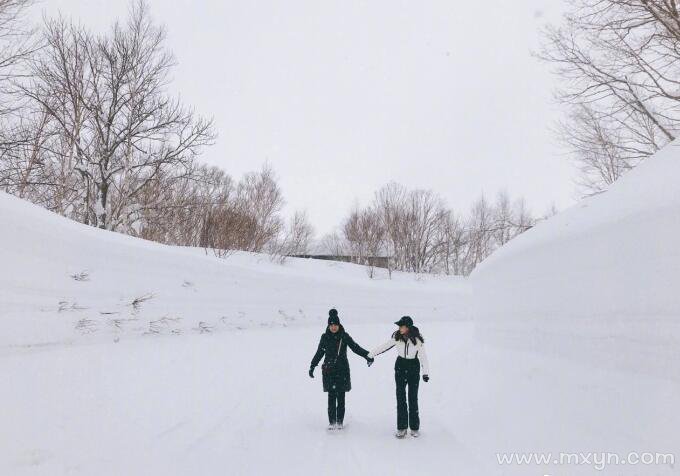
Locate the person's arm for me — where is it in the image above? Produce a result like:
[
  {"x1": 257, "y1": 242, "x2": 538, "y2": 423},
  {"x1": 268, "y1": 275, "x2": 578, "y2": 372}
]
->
[
  {"x1": 418, "y1": 341, "x2": 430, "y2": 378},
  {"x1": 368, "y1": 338, "x2": 396, "y2": 359},
  {"x1": 310, "y1": 335, "x2": 326, "y2": 371},
  {"x1": 344, "y1": 334, "x2": 369, "y2": 358}
]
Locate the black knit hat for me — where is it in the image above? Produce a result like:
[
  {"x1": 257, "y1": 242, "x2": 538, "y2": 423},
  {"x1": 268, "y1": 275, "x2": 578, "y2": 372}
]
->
[
  {"x1": 328, "y1": 308, "x2": 340, "y2": 326},
  {"x1": 394, "y1": 316, "x2": 413, "y2": 327}
]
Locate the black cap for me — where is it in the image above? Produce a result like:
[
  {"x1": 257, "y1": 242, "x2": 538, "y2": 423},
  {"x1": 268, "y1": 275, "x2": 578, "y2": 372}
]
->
[
  {"x1": 394, "y1": 316, "x2": 413, "y2": 327},
  {"x1": 328, "y1": 308, "x2": 340, "y2": 326}
]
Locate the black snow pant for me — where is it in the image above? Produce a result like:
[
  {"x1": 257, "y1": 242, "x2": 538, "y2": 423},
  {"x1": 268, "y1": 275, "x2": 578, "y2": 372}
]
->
[
  {"x1": 328, "y1": 391, "x2": 346, "y2": 424},
  {"x1": 395, "y1": 356, "x2": 420, "y2": 430}
]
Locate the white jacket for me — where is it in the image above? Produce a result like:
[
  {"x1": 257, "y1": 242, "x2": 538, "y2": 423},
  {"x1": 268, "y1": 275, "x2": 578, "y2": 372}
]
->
[{"x1": 369, "y1": 336, "x2": 429, "y2": 375}]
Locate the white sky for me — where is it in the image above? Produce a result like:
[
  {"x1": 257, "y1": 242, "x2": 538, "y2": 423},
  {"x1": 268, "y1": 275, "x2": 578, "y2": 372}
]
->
[{"x1": 31, "y1": 0, "x2": 575, "y2": 236}]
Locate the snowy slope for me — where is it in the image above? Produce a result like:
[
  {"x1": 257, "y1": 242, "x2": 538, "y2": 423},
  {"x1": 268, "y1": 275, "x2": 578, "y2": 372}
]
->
[
  {"x1": 472, "y1": 140, "x2": 680, "y2": 380},
  {"x1": 0, "y1": 190, "x2": 468, "y2": 349}
]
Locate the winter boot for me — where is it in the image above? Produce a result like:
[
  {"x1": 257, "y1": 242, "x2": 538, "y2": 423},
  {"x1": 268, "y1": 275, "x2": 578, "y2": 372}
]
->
[
  {"x1": 410, "y1": 430, "x2": 420, "y2": 437},
  {"x1": 395, "y1": 429, "x2": 407, "y2": 438},
  {"x1": 327, "y1": 422, "x2": 337, "y2": 431},
  {"x1": 336, "y1": 422, "x2": 344, "y2": 430}
]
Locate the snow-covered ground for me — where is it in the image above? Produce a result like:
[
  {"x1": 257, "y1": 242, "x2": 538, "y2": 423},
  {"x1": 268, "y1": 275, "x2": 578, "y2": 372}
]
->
[
  {"x1": 4, "y1": 320, "x2": 678, "y2": 476},
  {"x1": 2, "y1": 141, "x2": 680, "y2": 475}
]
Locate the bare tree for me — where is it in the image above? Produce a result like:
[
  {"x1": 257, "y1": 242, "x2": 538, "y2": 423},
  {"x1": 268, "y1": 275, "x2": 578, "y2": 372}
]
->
[
  {"x1": 268, "y1": 210, "x2": 315, "y2": 263},
  {"x1": 464, "y1": 195, "x2": 492, "y2": 272},
  {"x1": 318, "y1": 231, "x2": 347, "y2": 256},
  {"x1": 235, "y1": 165, "x2": 284, "y2": 252},
  {"x1": 137, "y1": 164, "x2": 236, "y2": 248},
  {"x1": 492, "y1": 190, "x2": 514, "y2": 247},
  {"x1": 0, "y1": 0, "x2": 35, "y2": 114},
  {"x1": 286, "y1": 210, "x2": 314, "y2": 255},
  {"x1": 436, "y1": 210, "x2": 469, "y2": 276},
  {"x1": 343, "y1": 205, "x2": 385, "y2": 276},
  {"x1": 15, "y1": 1, "x2": 215, "y2": 230},
  {"x1": 360, "y1": 207, "x2": 386, "y2": 278},
  {"x1": 373, "y1": 182, "x2": 408, "y2": 277},
  {"x1": 397, "y1": 189, "x2": 447, "y2": 273},
  {"x1": 558, "y1": 104, "x2": 643, "y2": 194},
  {"x1": 539, "y1": 0, "x2": 680, "y2": 195},
  {"x1": 513, "y1": 196, "x2": 535, "y2": 233},
  {"x1": 0, "y1": 0, "x2": 38, "y2": 181},
  {"x1": 370, "y1": 183, "x2": 450, "y2": 274}
]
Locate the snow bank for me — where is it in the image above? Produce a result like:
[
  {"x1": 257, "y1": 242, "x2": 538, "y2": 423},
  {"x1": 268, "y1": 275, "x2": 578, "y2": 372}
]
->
[
  {"x1": 0, "y1": 191, "x2": 469, "y2": 349},
  {"x1": 472, "y1": 140, "x2": 680, "y2": 380}
]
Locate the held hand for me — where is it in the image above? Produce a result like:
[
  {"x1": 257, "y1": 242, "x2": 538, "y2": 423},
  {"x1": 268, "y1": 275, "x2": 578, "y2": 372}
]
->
[
  {"x1": 422, "y1": 374, "x2": 429, "y2": 383},
  {"x1": 309, "y1": 368, "x2": 315, "y2": 378},
  {"x1": 366, "y1": 357, "x2": 375, "y2": 367}
]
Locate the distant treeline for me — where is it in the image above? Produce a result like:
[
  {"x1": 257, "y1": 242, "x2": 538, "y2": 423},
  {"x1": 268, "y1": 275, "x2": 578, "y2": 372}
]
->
[{"x1": 323, "y1": 183, "x2": 548, "y2": 277}]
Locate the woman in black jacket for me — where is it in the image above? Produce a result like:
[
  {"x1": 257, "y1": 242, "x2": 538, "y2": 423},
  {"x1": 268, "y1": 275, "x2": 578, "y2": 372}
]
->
[{"x1": 309, "y1": 309, "x2": 373, "y2": 430}]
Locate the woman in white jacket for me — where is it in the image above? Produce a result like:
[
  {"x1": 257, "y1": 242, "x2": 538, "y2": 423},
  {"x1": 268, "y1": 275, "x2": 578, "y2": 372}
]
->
[{"x1": 368, "y1": 316, "x2": 429, "y2": 438}]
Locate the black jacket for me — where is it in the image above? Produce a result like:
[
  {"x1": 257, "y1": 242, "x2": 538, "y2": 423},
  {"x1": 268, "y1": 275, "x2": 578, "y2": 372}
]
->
[{"x1": 310, "y1": 326, "x2": 369, "y2": 392}]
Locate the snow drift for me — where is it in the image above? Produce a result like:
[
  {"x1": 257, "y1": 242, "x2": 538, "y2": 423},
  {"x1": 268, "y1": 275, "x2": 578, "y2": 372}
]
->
[
  {"x1": 473, "y1": 140, "x2": 680, "y2": 380},
  {"x1": 0, "y1": 190, "x2": 468, "y2": 349}
]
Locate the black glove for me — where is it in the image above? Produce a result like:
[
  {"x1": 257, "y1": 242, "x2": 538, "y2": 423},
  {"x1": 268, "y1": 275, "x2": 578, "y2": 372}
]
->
[
  {"x1": 309, "y1": 367, "x2": 315, "y2": 378},
  {"x1": 366, "y1": 357, "x2": 375, "y2": 367},
  {"x1": 422, "y1": 374, "x2": 429, "y2": 382}
]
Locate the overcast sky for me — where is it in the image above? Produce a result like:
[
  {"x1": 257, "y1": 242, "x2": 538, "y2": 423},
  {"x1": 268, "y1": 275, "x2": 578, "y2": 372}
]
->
[{"x1": 30, "y1": 0, "x2": 575, "y2": 236}]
